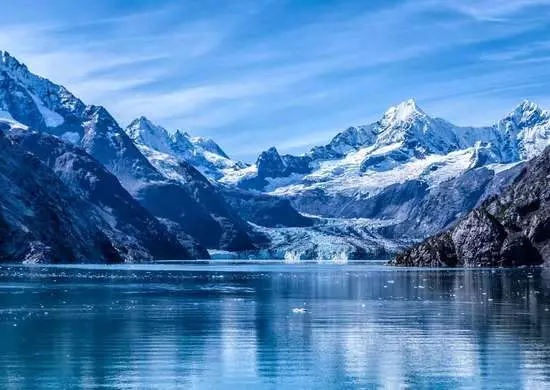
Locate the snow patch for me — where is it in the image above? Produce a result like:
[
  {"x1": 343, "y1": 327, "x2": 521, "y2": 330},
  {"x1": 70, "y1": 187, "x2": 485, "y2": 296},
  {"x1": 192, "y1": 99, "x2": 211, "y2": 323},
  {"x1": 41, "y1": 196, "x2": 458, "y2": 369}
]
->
[
  {"x1": 29, "y1": 93, "x2": 65, "y2": 127},
  {"x1": 60, "y1": 132, "x2": 80, "y2": 144}
]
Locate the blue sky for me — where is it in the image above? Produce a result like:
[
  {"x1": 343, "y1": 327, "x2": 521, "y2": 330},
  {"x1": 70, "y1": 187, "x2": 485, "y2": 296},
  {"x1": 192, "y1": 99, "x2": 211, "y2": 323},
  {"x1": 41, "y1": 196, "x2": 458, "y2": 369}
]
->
[{"x1": 2, "y1": 0, "x2": 550, "y2": 161}]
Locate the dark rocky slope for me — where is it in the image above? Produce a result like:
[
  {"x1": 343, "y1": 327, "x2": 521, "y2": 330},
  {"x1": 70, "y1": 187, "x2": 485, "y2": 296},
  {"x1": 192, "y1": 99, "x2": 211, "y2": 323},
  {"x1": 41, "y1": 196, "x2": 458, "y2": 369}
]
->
[
  {"x1": 222, "y1": 187, "x2": 313, "y2": 228},
  {"x1": 0, "y1": 128, "x2": 122, "y2": 263},
  {"x1": 7, "y1": 127, "x2": 207, "y2": 260},
  {"x1": 391, "y1": 147, "x2": 550, "y2": 267}
]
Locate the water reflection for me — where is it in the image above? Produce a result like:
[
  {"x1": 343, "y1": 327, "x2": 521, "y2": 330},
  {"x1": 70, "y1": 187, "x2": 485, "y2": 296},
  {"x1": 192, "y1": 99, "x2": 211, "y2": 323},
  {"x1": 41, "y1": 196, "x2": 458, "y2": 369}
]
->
[{"x1": 0, "y1": 265, "x2": 549, "y2": 389}]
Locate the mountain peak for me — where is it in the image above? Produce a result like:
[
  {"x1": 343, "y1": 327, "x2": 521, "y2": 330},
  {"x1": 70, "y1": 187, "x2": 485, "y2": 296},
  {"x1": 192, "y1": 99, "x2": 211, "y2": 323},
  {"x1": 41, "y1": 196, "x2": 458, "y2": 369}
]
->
[
  {"x1": 136, "y1": 115, "x2": 153, "y2": 124},
  {"x1": 85, "y1": 105, "x2": 115, "y2": 122},
  {"x1": 266, "y1": 146, "x2": 279, "y2": 154},
  {"x1": 257, "y1": 146, "x2": 282, "y2": 162},
  {"x1": 382, "y1": 99, "x2": 426, "y2": 123},
  {"x1": 126, "y1": 116, "x2": 172, "y2": 153},
  {"x1": 0, "y1": 51, "x2": 25, "y2": 71},
  {"x1": 507, "y1": 100, "x2": 546, "y2": 126},
  {"x1": 256, "y1": 147, "x2": 286, "y2": 178},
  {"x1": 514, "y1": 99, "x2": 541, "y2": 114}
]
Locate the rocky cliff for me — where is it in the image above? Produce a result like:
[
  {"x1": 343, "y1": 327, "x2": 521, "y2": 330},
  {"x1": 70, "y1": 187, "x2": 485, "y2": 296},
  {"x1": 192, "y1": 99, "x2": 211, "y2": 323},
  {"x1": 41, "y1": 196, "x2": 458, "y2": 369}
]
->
[{"x1": 391, "y1": 147, "x2": 550, "y2": 267}]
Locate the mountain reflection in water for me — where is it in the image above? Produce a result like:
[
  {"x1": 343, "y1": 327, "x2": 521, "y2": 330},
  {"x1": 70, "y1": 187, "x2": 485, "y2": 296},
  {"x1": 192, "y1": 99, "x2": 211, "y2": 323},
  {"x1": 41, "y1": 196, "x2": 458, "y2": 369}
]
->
[{"x1": 0, "y1": 264, "x2": 549, "y2": 389}]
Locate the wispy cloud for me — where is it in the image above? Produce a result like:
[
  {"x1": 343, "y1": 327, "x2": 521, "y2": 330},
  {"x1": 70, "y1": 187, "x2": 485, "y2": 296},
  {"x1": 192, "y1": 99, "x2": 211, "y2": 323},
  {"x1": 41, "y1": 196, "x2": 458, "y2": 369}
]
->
[{"x1": 443, "y1": 0, "x2": 550, "y2": 21}]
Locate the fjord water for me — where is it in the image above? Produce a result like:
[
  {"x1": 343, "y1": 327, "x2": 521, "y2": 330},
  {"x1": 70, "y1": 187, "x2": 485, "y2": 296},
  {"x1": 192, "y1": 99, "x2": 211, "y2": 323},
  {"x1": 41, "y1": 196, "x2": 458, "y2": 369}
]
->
[{"x1": 1, "y1": 264, "x2": 549, "y2": 389}]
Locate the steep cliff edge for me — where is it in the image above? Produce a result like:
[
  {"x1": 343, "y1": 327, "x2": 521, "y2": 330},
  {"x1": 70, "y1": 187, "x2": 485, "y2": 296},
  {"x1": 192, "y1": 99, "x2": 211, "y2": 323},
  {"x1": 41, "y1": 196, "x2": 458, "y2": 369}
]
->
[{"x1": 391, "y1": 147, "x2": 550, "y2": 267}]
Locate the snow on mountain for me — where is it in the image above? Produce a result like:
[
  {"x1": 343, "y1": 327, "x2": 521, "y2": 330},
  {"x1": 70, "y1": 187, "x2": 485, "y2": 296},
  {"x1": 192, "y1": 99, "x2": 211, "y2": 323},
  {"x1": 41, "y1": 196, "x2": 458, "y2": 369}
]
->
[
  {"x1": 221, "y1": 99, "x2": 550, "y2": 201},
  {"x1": 0, "y1": 51, "x2": 81, "y2": 132},
  {"x1": 0, "y1": 51, "x2": 257, "y2": 253},
  {"x1": 126, "y1": 116, "x2": 173, "y2": 154},
  {"x1": 126, "y1": 116, "x2": 245, "y2": 180},
  {"x1": 496, "y1": 100, "x2": 550, "y2": 160}
]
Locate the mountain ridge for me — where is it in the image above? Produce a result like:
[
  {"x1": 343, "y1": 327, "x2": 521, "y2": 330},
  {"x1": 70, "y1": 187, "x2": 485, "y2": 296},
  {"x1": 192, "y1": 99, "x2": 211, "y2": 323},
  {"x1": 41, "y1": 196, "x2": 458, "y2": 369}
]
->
[
  {"x1": 0, "y1": 51, "x2": 258, "y2": 254},
  {"x1": 2, "y1": 49, "x2": 550, "y2": 262},
  {"x1": 391, "y1": 144, "x2": 550, "y2": 267}
]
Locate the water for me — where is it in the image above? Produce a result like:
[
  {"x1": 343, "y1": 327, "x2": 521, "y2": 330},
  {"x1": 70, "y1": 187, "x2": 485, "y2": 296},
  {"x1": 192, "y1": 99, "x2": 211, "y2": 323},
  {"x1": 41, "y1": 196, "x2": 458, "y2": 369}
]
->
[{"x1": 0, "y1": 263, "x2": 549, "y2": 389}]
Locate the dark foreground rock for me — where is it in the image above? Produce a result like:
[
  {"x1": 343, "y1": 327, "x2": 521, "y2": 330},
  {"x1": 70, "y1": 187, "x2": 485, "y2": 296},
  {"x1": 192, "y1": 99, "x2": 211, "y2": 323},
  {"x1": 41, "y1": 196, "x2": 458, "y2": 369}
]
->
[
  {"x1": 391, "y1": 147, "x2": 550, "y2": 267},
  {"x1": 0, "y1": 129, "x2": 123, "y2": 263}
]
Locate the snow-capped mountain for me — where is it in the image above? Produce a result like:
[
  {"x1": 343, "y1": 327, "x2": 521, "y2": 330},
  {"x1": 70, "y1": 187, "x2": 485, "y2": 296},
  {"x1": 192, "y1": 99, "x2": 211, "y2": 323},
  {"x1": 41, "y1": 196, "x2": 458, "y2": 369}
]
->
[
  {"x1": 221, "y1": 99, "x2": 550, "y2": 205},
  {"x1": 496, "y1": 100, "x2": 550, "y2": 161},
  {"x1": 213, "y1": 99, "x2": 549, "y2": 259},
  {"x1": 126, "y1": 116, "x2": 245, "y2": 180},
  {"x1": 114, "y1": 94, "x2": 550, "y2": 260},
  {"x1": 3, "y1": 49, "x2": 550, "y2": 262},
  {"x1": 0, "y1": 51, "x2": 257, "y2": 253}
]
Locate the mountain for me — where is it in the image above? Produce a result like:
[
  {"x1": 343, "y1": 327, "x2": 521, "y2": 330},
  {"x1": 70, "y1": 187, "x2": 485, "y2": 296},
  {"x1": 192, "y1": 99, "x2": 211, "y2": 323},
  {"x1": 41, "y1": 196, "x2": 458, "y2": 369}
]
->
[
  {"x1": 5, "y1": 122, "x2": 207, "y2": 261},
  {"x1": 126, "y1": 116, "x2": 245, "y2": 180},
  {"x1": 0, "y1": 51, "x2": 256, "y2": 252},
  {"x1": 118, "y1": 96, "x2": 550, "y2": 260},
  {"x1": 0, "y1": 118, "x2": 121, "y2": 263},
  {"x1": 221, "y1": 100, "x2": 545, "y2": 220},
  {"x1": 125, "y1": 117, "x2": 320, "y2": 246},
  {"x1": 391, "y1": 145, "x2": 550, "y2": 267},
  {"x1": 3, "y1": 50, "x2": 550, "y2": 262},
  {"x1": 221, "y1": 99, "x2": 550, "y2": 195}
]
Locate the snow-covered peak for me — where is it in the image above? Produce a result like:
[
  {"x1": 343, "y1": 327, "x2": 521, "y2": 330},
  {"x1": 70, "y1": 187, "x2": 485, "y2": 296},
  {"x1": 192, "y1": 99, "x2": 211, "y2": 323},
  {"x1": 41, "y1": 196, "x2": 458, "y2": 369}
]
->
[
  {"x1": 188, "y1": 135, "x2": 230, "y2": 159},
  {"x1": 0, "y1": 50, "x2": 46, "y2": 88},
  {"x1": 126, "y1": 116, "x2": 173, "y2": 153},
  {"x1": 494, "y1": 100, "x2": 550, "y2": 160},
  {"x1": 373, "y1": 99, "x2": 466, "y2": 157},
  {"x1": 381, "y1": 99, "x2": 427, "y2": 125},
  {"x1": 0, "y1": 51, "x2": 84, "y2": 128},
  {"x1": 0, "y1": 51, "x2": 25, "y2": 72},
  {"x1": 124, "y1": 118, "x2": 245, "y2": 180},
  {"x1": 506, "y1": 100, "x2": 548, "y2": 127}
]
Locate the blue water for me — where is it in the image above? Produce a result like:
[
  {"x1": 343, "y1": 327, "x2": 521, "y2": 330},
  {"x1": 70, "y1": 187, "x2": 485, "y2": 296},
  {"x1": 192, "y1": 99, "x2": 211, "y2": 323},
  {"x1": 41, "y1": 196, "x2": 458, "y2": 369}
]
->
[{"x1": 0, "y1": 263, "x2": 549, "y2": 389}]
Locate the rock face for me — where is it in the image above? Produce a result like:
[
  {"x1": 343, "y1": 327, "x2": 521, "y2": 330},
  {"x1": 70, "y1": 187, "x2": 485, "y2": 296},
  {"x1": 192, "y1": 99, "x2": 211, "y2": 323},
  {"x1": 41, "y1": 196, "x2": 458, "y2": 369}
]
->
[
  {"x1": 0, "y1": 126, "x2": 121, "y2": 263},
  {"x1": 222, "y1": 187, "x2": 313, "y2": 228},
  {"x1": 6, "y1": 126, "x2": 207, "y2": 261},
  {"x1": 391, "y1": 147, "x2": 550, "y2": 267}
]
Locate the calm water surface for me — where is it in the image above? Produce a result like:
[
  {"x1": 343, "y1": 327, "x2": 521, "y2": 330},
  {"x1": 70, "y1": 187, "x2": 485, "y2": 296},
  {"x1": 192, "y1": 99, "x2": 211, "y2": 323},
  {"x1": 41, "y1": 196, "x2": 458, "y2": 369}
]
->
[{"x1": 0, "y1": 262, "x2": 549, "y2": 389}]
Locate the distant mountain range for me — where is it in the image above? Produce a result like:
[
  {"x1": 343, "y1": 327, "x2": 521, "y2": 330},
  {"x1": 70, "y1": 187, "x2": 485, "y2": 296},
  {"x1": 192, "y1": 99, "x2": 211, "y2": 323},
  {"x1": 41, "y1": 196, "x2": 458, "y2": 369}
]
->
[{"x1": 1, "y1": 50, "x2": 549, "y2": 263}]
